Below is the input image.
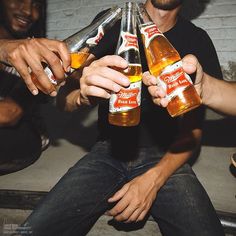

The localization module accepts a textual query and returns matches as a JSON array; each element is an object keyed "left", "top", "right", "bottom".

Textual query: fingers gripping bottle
[
  {"left": 109, "top": 2, "right": 142, "bottom": 127},
  {"left": 32, "top": 6, "right": 122, "bottom": 94},
  {"left": 136, "top": 3, "right": 201, "bottom": 117}
]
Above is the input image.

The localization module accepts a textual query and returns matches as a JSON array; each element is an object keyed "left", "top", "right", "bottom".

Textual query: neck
[{"left": 144, "top": 1, "right": 180, "bottom": 33}]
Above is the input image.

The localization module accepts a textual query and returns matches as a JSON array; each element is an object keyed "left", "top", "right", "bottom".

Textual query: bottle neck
[
  {"left": 65, "top": 6, "right": 121, "bottom": 53},
  {"left": 115, "top": 3, "right": 141, "bottom": 66}
]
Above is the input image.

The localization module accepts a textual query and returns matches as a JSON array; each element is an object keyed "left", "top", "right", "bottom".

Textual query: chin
[
  {"left": 11, "top": 28, "right": 30, "bottom": 38},
  {"left": 151, "top": 0, "right": 183, "bottom": 10}
]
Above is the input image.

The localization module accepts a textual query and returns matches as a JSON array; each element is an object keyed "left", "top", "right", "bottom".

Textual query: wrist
[
  {"left": 62, "top": 89, "right": 81, "bottom": 112},
  {"left": 146, "top": 166, "right": 167, "bottom": 189},
  {"left": 201, "top": 73, "right": 212, "bottom": 106},
  {"left": 0, "top": 40, "right": 7, "bottom": 63},
  {"left": 79, "top": 90, "right": 94, "bottom": 106}
]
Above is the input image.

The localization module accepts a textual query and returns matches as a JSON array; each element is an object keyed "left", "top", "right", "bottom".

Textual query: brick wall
[{"left": 47, "top": 0, "right": 236, "bottom": 80}]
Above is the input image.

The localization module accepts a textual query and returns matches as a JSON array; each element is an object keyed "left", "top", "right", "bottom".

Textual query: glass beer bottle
[
  {"left": 109, "top": 2, "right": 142, "bottom": 126},
  {"left": 136, "top": 3, "right": 201, "bottom": 117},
  {"left": 32, "top": 6, "right": 122, "bottom": 94}
]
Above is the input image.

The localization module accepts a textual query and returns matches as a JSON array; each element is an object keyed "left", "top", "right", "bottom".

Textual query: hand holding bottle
[
  {"left": 22, "top": 6, "right": 121, "bottom": 96},
  {"left": 0, "top": 38, "right": 70, "bottom": 96},
  {"left": 142, "top": 54, "right": 204, "bottom": 108},
  {"left": 79, "top": 55, "right": 130, "bottom": 106},
  {"left": 137, "top": 3, "right": 201, "bottom": 117}
]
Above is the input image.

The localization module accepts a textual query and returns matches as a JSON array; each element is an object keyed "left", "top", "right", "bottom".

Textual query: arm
[
  {"left": 56, "top": 54, "right": 95, "bottom": 112},
  {"left": 0, "top": 38, "right": 71, "bottom": 96},
  {"left": 0, "top": 98, "right": 23, "bottom": 127},
  {"left": 198, "top": 72, "right": 236, "bottom": 116},
  {"left": 108, "top": 109, "right": 203, "bottom": 222},
  {"left": 143, "top": 54, "right": 236, "bottom": 116}
]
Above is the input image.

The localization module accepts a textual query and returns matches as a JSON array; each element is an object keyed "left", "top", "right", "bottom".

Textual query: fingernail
[
  {"left": 113, "top": 84, "right": 121, "bottom": 92},
  {"left": 106, "top": 93, "right": 111, "bottom": 99},
  {"left": 122, "top": 78, "right": 130, "bottom": 86},
  {"left": 50, "top": 91, "right": 57, "bottom": 97},
  {"left": 32, "top": 90, "right": 38, "bottom": 95}
]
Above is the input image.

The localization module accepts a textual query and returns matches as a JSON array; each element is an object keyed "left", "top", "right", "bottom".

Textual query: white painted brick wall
[{"left": 47, "top": 0, "right": 236, "bottom": 80}]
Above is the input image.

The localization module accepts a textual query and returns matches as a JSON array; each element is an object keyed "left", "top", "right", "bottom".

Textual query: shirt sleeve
[{"left": 191, "top": 28, "right": 223, "bottom": 80}]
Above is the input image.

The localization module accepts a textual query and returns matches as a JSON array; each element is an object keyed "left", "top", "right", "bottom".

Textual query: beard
[{"left": 150, "top": 0, "right": 183, "bottom": 10}]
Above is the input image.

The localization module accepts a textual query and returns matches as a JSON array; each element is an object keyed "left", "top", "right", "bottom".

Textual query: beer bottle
[
  {"left": 136, "top": 3, "right": 201, "bottom": 117},
  {"left": 32, "top": 6, "right": 122, "bottom": 94},
  {"left": 109, "top": 2, "right": 142, "bottom": 126}
]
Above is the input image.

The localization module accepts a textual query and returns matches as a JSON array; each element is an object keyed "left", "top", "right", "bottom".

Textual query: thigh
[
  {"left": 150, "top": 164, "right": 224, "bottom": 236},
  {"left": 22, "top": 142, "right": 126, "bottom": 236}
]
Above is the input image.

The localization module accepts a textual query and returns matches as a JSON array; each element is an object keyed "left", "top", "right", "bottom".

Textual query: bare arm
[
  {"left": 108, "top": 109, "right": 202, "bottom": 222},
  {"left": 200, "top": 73, "right": 236, "bottom": 116},
  {"left": 56, "top": 54, "right": 95, "bottom": 112},
  {"left": 0, "top": 38, "right": 71, "bottom": 96}
]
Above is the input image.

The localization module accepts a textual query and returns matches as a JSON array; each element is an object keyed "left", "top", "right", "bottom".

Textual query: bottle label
[
  {"left": 86, "top": 25, "right": 104, "bottom": 46},
  {"left": 118, "top": 31, "right": 139, "bottom": 55},
  {"left": 109, "top": 80, "right": 142, "bottom": 113},
  {"left": 44, "top": 67, "right": 58, "bottom": 85},
  {"left": 140, "top": 23, "right": 163, "bottom": 48},
  {"left": 157, "top": 61, "right": 192, "bottom": 101}
]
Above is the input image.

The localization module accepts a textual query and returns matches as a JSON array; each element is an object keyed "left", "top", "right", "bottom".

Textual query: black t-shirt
[{"left": 90, "top": 14, "right": 222, "bottom": 153}]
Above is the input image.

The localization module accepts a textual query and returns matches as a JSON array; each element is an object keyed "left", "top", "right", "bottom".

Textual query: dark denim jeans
[{"left": 20, "top": 141, "right": 224, "bottom": 236}]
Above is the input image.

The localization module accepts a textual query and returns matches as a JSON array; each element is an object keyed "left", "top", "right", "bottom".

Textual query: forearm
[
  {"left": 148, "top": 129, "right": 202, "bottom": 187},
  {"left": 202, "top": 73, "right": 236, "bottom": 116},
  {"left": 149, "top": 149, "right": 194, "bottom": 188},
  {"left": 0, "top": 39, "right": 9, "bottom": 64},
  {"left": 57, "top": 88, "right": 80, "bottom": 112},
  {"left": 57, "top": 87, "right": 97, "bottom": 112}
]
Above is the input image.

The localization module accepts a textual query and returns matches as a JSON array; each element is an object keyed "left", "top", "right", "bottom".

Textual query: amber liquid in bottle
[
  {"left": 141, "top": 31, "right": 201, "bottom": 117},
  {"left": 109, "top": 64, "right": 142, "bottom": 126},
  {"left": 31, "top": 51, "right": 90, "bottom": 94}
]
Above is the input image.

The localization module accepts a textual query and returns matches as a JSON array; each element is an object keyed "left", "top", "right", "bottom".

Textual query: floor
[{"left": 0, "top": 103, "right": 235, "bottom": 235}]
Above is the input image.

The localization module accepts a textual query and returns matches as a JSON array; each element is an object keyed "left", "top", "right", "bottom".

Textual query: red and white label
[
  {"left": 109, "top": 80, "right": 142, "bottom": 113},
  {"left": 157, "top": 61, "right": 192, "bottom": 101},
  {"left": 117, "top": 31, "right": 139, "bottom": 55},
  {"left": 86, "top": 25, "right": 104, "bottom": 46},
  {"left": 140, "top": 23, "right": 163, "bottom": 48}
]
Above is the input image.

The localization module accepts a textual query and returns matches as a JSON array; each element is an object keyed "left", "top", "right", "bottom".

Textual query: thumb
[{"left": 182, "top": 54, "right": 198, "bottom": 75}]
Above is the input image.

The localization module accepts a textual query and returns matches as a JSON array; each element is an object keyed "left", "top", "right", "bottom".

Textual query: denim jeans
[{"left": 20, "top": 141, "right": 224, "bottom": 236}]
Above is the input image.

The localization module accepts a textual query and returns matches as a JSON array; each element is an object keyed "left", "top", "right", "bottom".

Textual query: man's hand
[
  {"left": 107, "top": 169, "right": 162, "bottom": 223},
  {"left": 142, "top": 54, "right": 204, "bottom": 107},
  {"left": 79, "top": 55, "right": 130, "bottom": 106},
  {"left": 0, "top": 38, "right": 71, "bottom": 96}
]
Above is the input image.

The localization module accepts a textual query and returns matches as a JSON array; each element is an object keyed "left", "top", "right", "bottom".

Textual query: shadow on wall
[{"left": 180, "top": 0, "right": 210, "bottom": 20}]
